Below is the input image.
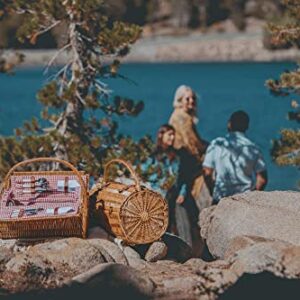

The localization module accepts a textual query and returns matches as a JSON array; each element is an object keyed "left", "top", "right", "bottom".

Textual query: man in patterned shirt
[{"left": 203, "top": 110, "right": 268, "bottom": 204}]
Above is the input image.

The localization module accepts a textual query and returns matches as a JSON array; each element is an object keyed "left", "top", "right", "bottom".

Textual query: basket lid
[{"left": 119, "top": 189, "right": 168, "bottom": 245}]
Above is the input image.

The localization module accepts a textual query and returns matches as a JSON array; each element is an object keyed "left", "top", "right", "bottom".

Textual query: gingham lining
[{"left": 0, "top": 174, "right": 88, "bottom": 220}]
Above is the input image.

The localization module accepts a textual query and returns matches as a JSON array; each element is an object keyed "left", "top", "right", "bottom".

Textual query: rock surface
[
  {"left": 122, "top": 246, "right": 145, "bottom": 268},
  {"left": 1, "top": 191, "right": 300, "bottom": 299},
  {"left": 15, "top": 30, "right": 300, "bottom": 65},
  {"left": 229, "top": 240, "right": 300, "bottom": 279},
  {"left": 200, "top": 191, "right": 300, "bottom": 259},
  {"left": 145, "top": 241, "right": 168, "bottom": 262},
  {"left": 198, "top": 191, "right": 300, "bottom": 299},
  {"left": 68, "top": 263, "right": 155, "bottom": 299}
]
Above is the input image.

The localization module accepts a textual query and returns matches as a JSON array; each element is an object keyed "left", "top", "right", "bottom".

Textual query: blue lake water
[{"left": 0, "top": 62, "right": 299, "bottom": 190}]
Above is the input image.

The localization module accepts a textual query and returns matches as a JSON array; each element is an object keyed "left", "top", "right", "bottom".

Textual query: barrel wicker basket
[
  {"left": 0, "top": 158, "right": 89, "bottom": 239},
  {"left": 90, "top": 159, "right": 168, "bottom": 245}
]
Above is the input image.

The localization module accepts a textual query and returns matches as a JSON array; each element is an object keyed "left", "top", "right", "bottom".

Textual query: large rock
[
  {"left": 200, "top": 191, "right": 300, "bottom": 259},
  {"left": 26, "top": 238, "right": 107, "bottom": 273},
  {"left": 0, "top": 239, "right": 18, "bottom": 250},
  {"left": 5, "top": 237, "right": 128, "bottom": 276},
  {"left": 134, "top": 258, "right": 240, "bottom": 300},
  {"left": 87, "top": 239, "right": 128, "bottom": 265},
  {"left": 1, "top": 255, "right": 66, "bottom": 295},
  {"left": 1, "top": 263, "right": 155, "bottom": 300},
  {"left": 0, "top": 246, "right": 14, "bottom": 270},
  {"left": 122, "top": 246, "right": 146, "bottom": 268},
  {"left": 3, "top": 193, "right": 300, "bottom": 300},
  {"left": 6, "top": 253, "right": 56, "bottom": 275},
  {"left": 229, "top": 240, "right": 300, "bottom": 279}
]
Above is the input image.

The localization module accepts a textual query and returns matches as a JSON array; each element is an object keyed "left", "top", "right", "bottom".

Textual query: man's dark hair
[{"left": 229, "top": 110, "right": 249, "bottom": 132}]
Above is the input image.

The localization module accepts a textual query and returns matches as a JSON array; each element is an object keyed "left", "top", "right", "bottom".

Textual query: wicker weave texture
[
  {"left": 0, "top": 158, "right": 89, "bottom": 239},
  {"left": 94, "top": 159, "right": 168, "bottom": 245}
]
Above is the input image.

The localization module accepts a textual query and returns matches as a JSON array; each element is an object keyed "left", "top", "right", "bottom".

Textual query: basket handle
[
  {"left": 1, "top": 157, "right": 87, "bottom": 196},
  {"left": 103, "top": 159, "right": 141, "bottom": 191}
]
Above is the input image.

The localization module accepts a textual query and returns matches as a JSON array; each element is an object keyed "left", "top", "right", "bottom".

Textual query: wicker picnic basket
[
  {"left": 90, "top": 159, "right": 168, "bottom": 245},
  {"left": 0, "top": 157, "right": 89, "bottom": 239}
]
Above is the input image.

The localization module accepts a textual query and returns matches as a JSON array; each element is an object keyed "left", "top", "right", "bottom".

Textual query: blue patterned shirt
[{"left": 203, "top": 132, "right": 266, "bottom": 202}]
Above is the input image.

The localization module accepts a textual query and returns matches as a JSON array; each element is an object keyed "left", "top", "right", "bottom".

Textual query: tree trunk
[
  {"left": 171, "top": 0, "right": 192, "bottom": 28},
  {"left": 53, "top": 10, "right": 90, "bottom": 160},
  {"left": 198, "top": 0, "right": 207, "bottom": 30},
  {"left": 58, "top": 101, "right": 84, "bottom": 136}
]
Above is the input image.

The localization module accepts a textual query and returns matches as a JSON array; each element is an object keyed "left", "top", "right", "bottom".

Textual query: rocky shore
[
  {"left": 5, "top": 31, "right": 299, "bottom": 67},
  {"left": 0, "top": 191, "right": 300, "bottom": 299},
  {"left": 125, "top": 31, "right": 300, "bottom": 62}
]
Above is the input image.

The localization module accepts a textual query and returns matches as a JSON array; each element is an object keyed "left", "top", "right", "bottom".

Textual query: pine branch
[
  {"left": 44, "top": 43, "right": 71, "bottom": 74},
  {"left": 33, "top": 20, "right": 61, "bottom": 41}
]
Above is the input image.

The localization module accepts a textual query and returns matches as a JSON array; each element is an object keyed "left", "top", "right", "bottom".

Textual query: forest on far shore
[{"left": 0, "top": 0, "right": 287, "bottom": 49}]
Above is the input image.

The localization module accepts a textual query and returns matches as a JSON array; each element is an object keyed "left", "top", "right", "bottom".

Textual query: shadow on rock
[
  {"left": 219, "top": 271, "right": 300, "bottom": 300},
  {"left": 2, "top": 263, "right": 154, "bottom": 300},
  {"left": 161, "top": 233, "right": 192, "bottom": 263}
]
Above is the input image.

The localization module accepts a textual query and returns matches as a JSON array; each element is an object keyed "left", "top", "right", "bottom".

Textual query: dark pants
[{"left": 166, "top": 187, "right": 202, "bottom": 257}]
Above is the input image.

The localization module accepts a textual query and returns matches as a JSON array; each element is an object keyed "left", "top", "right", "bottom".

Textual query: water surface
[{"left": 0, "top": 62, "right": 298, "bottom": 190}]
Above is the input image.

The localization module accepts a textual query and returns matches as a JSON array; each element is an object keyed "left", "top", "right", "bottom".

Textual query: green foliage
[
  {"left": 0, "top": 52, "right": 24, "bottom": 74},
  {"left": 98, "top": 21, "right": 141, "bottom": 56},
  {"left": 271, "top": 129, "right": 300, "bottom": 166},
  {"left": 0, "top": 0, "right": 157, "bottom": 181},
  {"left": 267, "top": 0, "right": 300, "bottom": 168},
  {"left": 0, "top": 135, "right": 55, "bottom": 176}
]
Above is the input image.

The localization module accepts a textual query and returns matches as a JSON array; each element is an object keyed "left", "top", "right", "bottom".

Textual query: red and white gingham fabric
[{"left": 0, "top": 174, "right": 88, "bottom": 220}]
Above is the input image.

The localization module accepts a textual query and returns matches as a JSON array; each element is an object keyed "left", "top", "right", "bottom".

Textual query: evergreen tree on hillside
[
  {"left": 266, "top": 0, "right": 300, "bottom": 167},
  {"left": 0, "top": 0, "right": 153, "bottom": 179},
  {"left": 222, "top": 0, "right": 247, "bottom": 30}
]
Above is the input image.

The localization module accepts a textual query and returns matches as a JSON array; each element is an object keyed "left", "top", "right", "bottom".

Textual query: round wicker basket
[{"left": 90, "top": 159, "right": 168, "bottom": 245}]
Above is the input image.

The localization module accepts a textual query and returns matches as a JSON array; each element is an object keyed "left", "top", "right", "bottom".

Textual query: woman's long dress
[
  {"left": 169, "top": 108, "right": 212, "bottom": 209},
  {"left": 169, "top": 108, "right": 212, "bottom": 256}
]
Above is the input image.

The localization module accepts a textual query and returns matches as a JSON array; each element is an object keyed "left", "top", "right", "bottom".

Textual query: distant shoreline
[
  {"left": 6, "top": 32, "right": 300, "bottom": 66},
  {"left": 125, "top": 31, "right": 300, "bottom": 63}
]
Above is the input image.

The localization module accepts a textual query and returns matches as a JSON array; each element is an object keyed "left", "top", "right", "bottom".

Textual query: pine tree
[
  {"left": 266, "top": 0, "right": 300, "bottom": 167},
  {"left": 0, "top": 0, "right": 154, "bottom": 179},
  {"left": 222, "top": 0, "right": 247, "bottom": 31}
]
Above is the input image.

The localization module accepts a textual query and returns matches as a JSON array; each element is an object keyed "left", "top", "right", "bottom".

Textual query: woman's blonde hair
[
  {"left": 173, "top": 85, "right": 198, "bottom": 122},
  {"left": 173, "top": 85, "right": 197, "bottom": 108}
]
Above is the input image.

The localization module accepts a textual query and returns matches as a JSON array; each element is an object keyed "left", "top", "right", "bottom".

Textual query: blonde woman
[
  {"left": 169, "top": 85, "right": 207, "bottom": 159},
  {"left": 169, "top": 85, "right": 212, "bottom": 239}
]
